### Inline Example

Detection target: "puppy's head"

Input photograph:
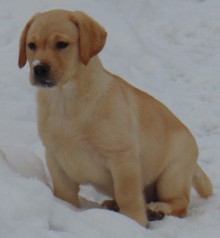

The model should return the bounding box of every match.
[18,10,107,88]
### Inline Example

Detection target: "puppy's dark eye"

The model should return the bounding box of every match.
[28,42,36,50]
[56,41,69,50]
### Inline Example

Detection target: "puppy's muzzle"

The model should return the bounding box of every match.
[33,63,55,88]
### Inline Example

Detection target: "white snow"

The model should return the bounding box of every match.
[32,60,41,67]
[0,0,220,237]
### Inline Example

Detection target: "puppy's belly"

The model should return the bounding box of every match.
[52,144,115,196]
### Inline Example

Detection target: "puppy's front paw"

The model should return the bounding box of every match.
[102,200,149,227]
[101,199,119,212]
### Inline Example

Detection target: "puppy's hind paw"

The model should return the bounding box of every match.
[147,209,165,221]
[146,202,171,221]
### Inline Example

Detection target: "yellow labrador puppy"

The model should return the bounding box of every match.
[18,10,213,227]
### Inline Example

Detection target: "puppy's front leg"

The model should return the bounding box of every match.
[108,155,148,227]
[46,152,80,207]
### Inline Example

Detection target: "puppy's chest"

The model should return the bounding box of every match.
[41,104,111,186]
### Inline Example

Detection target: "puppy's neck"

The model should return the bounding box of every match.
[69,55,112,99]
[75,56,107,83]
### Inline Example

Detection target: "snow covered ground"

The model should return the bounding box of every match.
[0,0,220,237]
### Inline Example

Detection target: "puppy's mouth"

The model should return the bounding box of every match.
[33,78,56,88]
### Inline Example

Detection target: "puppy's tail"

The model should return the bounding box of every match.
[192,163,213,198]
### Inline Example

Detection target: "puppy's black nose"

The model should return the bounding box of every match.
[34,63,50,79]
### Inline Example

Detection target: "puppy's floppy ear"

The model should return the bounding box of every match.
[69,11,107,65]
[18,14,38,68]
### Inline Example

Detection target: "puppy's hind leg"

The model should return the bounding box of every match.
[147,131,198,220]
[147,156,195,220]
